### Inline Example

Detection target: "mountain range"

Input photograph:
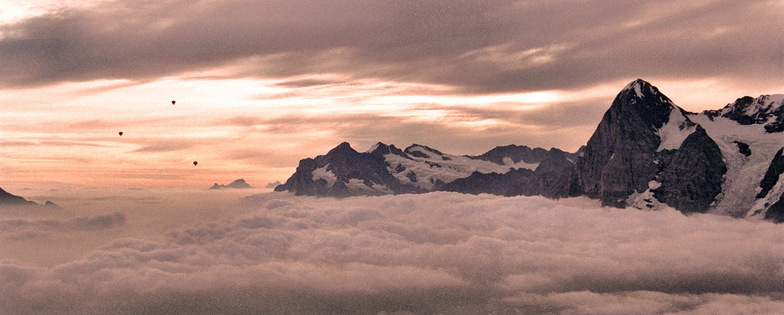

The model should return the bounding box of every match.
[276,79,784,223]
[0,187,60,209]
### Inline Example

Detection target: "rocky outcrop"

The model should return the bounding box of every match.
[757,148,784,199]
[757,147,784,223]
[209,179,253,190]
[764,195,784,223]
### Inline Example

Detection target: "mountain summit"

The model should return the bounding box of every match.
[276,79,784,222]
[209,179,253,190]
[574,79,724,212]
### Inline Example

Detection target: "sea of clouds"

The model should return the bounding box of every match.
[1,190,783,314]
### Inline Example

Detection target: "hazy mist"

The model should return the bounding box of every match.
[2,190,782,313]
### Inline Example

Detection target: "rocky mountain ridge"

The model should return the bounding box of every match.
[209,179,253,190]
[275,79,784,222]
[0,187,60,210]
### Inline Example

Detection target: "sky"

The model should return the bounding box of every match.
[2,191,783,313]
[2,0,784,190]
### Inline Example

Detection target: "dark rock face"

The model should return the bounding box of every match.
[533,149,577,198]
[764,195,784,223]
[469,145,548,165]
[573,79,671,205]
[757,148,784,199]
[733,141,752,157]
[441,168,536,196]
[652,126,726,213]
[573,79,726,212]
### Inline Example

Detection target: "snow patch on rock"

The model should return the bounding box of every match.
[343,178,393,194]
[656,107,696,151]
[312,164,337,187]
[626,180,664,210]
[384,149,539,190]
[689,113,784,217]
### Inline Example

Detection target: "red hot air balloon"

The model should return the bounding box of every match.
[118,131,123,136]
[193,161,198,166]
[172,100,176,105]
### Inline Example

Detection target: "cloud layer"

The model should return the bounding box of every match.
[1,0,782,92]
[1,192,782,313]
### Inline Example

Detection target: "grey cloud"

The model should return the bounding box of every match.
[0,212,126,238]
[228,112,566,154]
[131,140,200,153]
[1,193,782,313]
[220,116,267,127]
[273,78,347,88]
[1,0,780,93]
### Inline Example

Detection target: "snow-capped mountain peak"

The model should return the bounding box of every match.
[704,94,784,133]
[278,80,784,223]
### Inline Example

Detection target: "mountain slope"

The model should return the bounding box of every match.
[0,187,38,206]
[690,94,784,221]
[0,187,61,212]
[573,79,726,212]
[275,80,784,222]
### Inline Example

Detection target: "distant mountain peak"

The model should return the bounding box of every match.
[329,142,356,154]
[704,94,784,132]
[368,142,408,158]
[0,187,58,208]
[209,178,252,190]
[0,187,35,205]
[622,78,651,97]
[614,79,680,130]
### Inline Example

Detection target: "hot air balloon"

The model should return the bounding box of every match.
[193,161,198,166]
[172,100,176,105]
[118,131,123,136]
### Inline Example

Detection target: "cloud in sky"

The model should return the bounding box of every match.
[1,0,782,91]
[1,191,782,313]
[1,0,782,189]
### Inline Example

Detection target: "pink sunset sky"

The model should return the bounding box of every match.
[1,0,783,190]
